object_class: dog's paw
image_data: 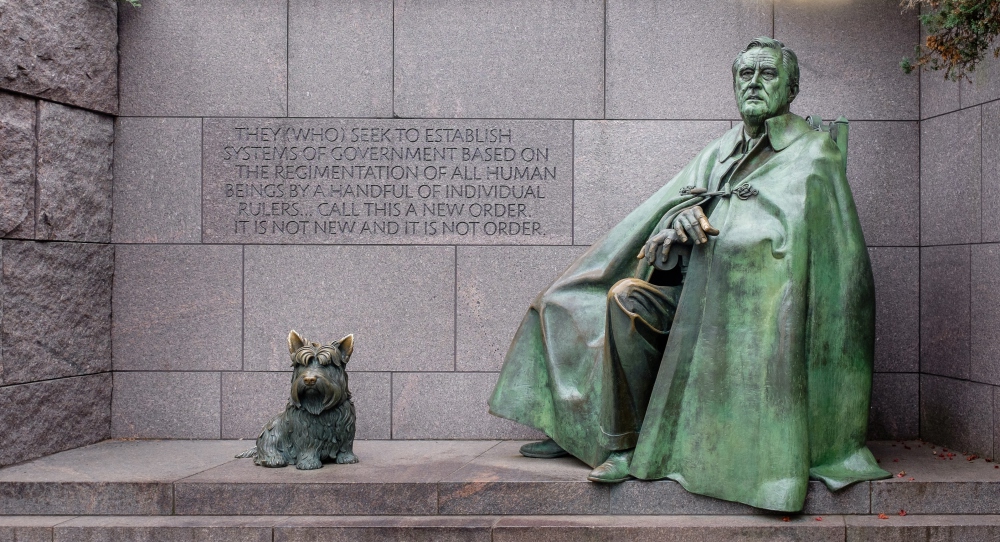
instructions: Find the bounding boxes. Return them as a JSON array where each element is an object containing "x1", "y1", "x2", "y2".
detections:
[
  {"x1": 296, "y1": 457, "x2": 323, "y2": 470},
  {"x1": 258, "y1": 457, "x2": 287, "y2": 468},
  {"x1": 335, "y1": 451, "x2": 359, "y2": 464}
]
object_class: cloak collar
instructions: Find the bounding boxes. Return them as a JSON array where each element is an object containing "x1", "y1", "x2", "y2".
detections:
[{"x1": 718, "y1": 113, "x2": 812, "y2": 162}]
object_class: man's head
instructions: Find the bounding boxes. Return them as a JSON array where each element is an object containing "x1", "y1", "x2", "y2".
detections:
[{"x1": 732, "y1": 38, "x2": 799, "y2": 132}]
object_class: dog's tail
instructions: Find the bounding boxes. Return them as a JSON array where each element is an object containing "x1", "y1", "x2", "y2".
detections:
[{"x1": 235, "y1": 446, "x2": 258, "y2": 459}]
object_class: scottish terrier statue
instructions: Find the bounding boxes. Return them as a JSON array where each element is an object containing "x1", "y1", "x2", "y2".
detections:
[{"x1": 237, "y1": 330, "x2": 358, "y2": 469}]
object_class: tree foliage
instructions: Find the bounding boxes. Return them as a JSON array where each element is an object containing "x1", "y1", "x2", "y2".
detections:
[{"x1": 901, "y1": 0, "x2": 1000, "y2": 81}]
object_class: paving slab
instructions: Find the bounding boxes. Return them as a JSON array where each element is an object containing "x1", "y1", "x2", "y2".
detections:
[
  {"x1": 846, "y1": 514, "x2": 1000, "y2": 541},
  {"x1": 870, "y1": 441, "x2": 1000, "y2": 514},
  {"x1": 492, "y1": 515, "x2": 846, "y2": 542},
  {"x1": 175, "y1": 440, "x2": 500, "y2": 515},
  {"x1": 0, "y1": 440, "x2": 248, "y2": 515},
  {"x1": 439, "y1": 441, "x2": 610, "y2": 515},
  {"x1": 54, "y1": 516, "x2": 283, "y2": 542},
  {"x1": 275, "y1": 516, "x2": 496, "y2": 542},
  {"x1": 0, "y1": 516, "x2": 75, "y2": 542}
]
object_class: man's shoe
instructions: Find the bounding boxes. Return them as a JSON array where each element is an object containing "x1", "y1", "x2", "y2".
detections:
[
  {"x1": 519, "y1": 438, "x2": 568, "y2": 459},
  {"x1": 587, "y1": 450, "x2": 633, "y2": 483}
]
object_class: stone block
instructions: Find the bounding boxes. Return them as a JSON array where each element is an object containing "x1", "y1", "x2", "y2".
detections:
[
  {"x1": 869, "y1": 373, "x2": 919, "y2": 441},
  {"x1": 36, "y1": 102, "x2": 113, "y2": 242},
  {"x1": 0, "y1": 92, "x2": 35, "y2": 239},
  {"x1": 920, "y1": 108, "x2": 982, "y2": 246},
  {"x1": 492, "y1": 515, "x2": 846, "y2": 542},
  {"x1": 201, "y1": 118, "x2": 573, "y2": 245},
  {"x1": 848, "y1": 122, "x2": 919, "y2": 247},
  {"x1": 394, "y1": 0, "x2": 604, "y2": 119},
  {"x1": 392, "y1": 373, "x2": 544, "y2": 439},
  {"x1": 221, "y1": 371, "x2": 391, "y2": 440},
  {"x1": 55, "y1": 516, "x2": 276, "y2": 542},
  {"x1": 456, "y1": 246, "x2": 586, "y2": 371},
  {"x1": 288, "y1": 0, "x2": 393, "y2": 117},
  {"x1": 972, "y1": 244, "x2": 1000, "y2": 385},
  {"x1": 113, "y1": 245, "x2": 242, "y2": 372},
  {"x1": 112, "y1": 117, "x2": 202, "y2": 243},
  {"x1": 0, "y1": 517, "x2": 72, "y2": 542},
  {"x1": 275, "y1": 516, "x2": 495, "y2": 542},
  {"x1": 775, "y1": 0, "x2": 919, "y2": 120},
  {"x1": 920, "y1": 374, "x2": 993, "y2": 458},
  {"x1": 920, "y1": 245, "x2": 970, "y2": 379},
  {"x1": 921, "y1": 69, "x2": 961, "y2": 119},
  {"x1": 961, "y1": 53, "x2": 1000, "y2": 108},
  {"x1": 869, "y1": 247, "x2": 919, "y2": 373},
  {"x1": 0, "y1": 374, "x2": 111, "y2": 468},
  {"x1": 174, "y1": 440, "x2": 498, "y2": 515},
  {"x1": 118, "y1": 0, "x2": 287, "y2": 117},
  {"x1": 1, "y1": 241, "x2": 113, "y2": 384},
  {"x1": 983, "y1": 102, "x2": 1000, "y2": 243},
  {"x1": 573, "y1": 120, "x2": 729, "y2": 245},
  {"x1": 439, "y1": 441, "x2": 608, "y2": 515},
  {"x1": 605, "y1": 0, "x2": 771, "y2": 120},
  {"x1": 112, "y1": 372, "x2": 221, "y2": 439},
  {"x1": 0, "y1": 0, "x2": 117, "y2": 114},
  {"x1": 244, "y1": 245, "x2": 454, "y2": 372},
  {"x1": 847, "y1": 515, "x2": 1000, "y2": 542}
]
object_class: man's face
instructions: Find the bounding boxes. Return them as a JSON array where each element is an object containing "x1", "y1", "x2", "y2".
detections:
[{"x1": 734, "y1": 47, "x2": 793, "y2": 126}]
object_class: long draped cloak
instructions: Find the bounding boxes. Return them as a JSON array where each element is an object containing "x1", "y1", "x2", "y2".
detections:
[{"x1": 487, "y1": 113, "x2": 891, "y2": 512}]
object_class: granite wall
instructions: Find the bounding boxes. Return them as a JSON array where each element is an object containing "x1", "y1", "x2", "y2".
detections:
[
  {"x1": 918, "y1": 46, "x2": 1000, "y2": 458},
  {"x1": 112, "y1": 0, "x2": 928, "y2": 444},
  {"x1": 0, "y1": 0, "x2": 117, "y2": 466}
]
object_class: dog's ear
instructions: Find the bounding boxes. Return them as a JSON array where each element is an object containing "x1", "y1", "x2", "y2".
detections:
[
  {"x1": 336, "y1": 334, "x2": 354, "y2": 363},
  {"x1": 288, "y1": 330, "x2": 306, "y2": 354}
]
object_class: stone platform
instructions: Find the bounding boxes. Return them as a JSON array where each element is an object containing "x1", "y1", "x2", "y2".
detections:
[{"x1": 1, "y1": 440, "x2": 999, "y2": 540}]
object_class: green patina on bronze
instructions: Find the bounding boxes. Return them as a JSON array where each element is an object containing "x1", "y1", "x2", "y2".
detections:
[{"x1": 488, "y1": 37, "x2": 890, "y2": 512}]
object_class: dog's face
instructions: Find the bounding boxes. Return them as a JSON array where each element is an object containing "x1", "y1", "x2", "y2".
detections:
[{"x1": 287, "y1": 330, "x2": 354, "y2": 416}]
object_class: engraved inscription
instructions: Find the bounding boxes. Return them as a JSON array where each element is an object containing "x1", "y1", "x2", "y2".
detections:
[{"x1": 202, "y1": 119, "x2": 572, "y2": 245}]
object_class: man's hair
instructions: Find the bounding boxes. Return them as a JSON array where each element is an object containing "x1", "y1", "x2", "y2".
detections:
[{"x1": 732, "y1": 37, "x2": 800, "y2": 93}]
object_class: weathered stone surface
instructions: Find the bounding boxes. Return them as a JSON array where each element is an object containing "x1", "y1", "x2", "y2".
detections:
[
  {"x1": 440, "y1": 441, "x2": 609, "y2": 515},
  {"x1": 288, "y1": 0, "x2": 393, "y2": 117},
  {"x1": 56, "y1": 516, "x2": 276, "y2": 542},
  {"x1": 921, "y1": 69, "x2": 961, "y2": 119},
  {"x1": 605, "y1": 0, "x2": 771, "y2": 120},
  {"x1": 920, "y1": 375, "x2": 993, "y2": 458},
  {"x1": 456, "y1": 246, "x2": 586, "y2": 371},
  {"x1": 0, "y1": 91, "x2": 35, "y2": 238},
  {"x1": 392, "y1": 373, "x2": 543, "y2": 439},
  {"x1": 175, "y1": 440, "x2": 499, "y2": 515},
  {"x1": 573, "y1": 120, "x2": 729, "y2": 245},
  {"x1": 920, "y1": 108, "x2": 982, "y2": 246},
  {"x1": 36, "y1": 101, "x2": 113, "y2": 242},
  {"x1": 776, "y1": 0, "x2": 920, "y2": 120},
  {"x1": 972, "y1": 244, "x2": 1000, "y2": 385},
  {"x1": 0, "y1": 517, "x2": 71, "y2": 542},
  {"x1": 201, "y1": 118, "x2": 572, "y2": 245},
  {"x1": 275, "y1": 516, "x2": 494, "y2": 542},
  {"x1": 112, "y1": 117, "x2": 202, "y2": 243},
  {"x1": 244, "y1": 245, "x2": 454, "y2": 372},
  {"x1": 961, "y1": 54, "x2": 1000, "y2": 108},
  {"x1": 870, "y1": 247, "x2": 919, "y2": 373},
  {"x1": 112, "y1": 245, "x2": 242, "y2": 371},
  {"x1": 920, "y1": 245, "x2": 971, "y2": 379},
  {"x1": 847, "y1": 515, "x2": 1000, "y2": 542},
  {"x1": 0, "y1": 374, "x2": 110, "y2": 468},
  {"x1": 869, "y1": 373, "x2": 919, "y2": 441},
  {"x1": 492, "y1": 515, "x2": 846, "y2": 542},
  {"x1": 221, "y1": 371, "x2": 391, "y2": 440},
  {"x1": 1, "y1": 241, "x2": 113, "y2": 384},
  {"x1": 394, "y1": 0, "x2": 604, "y2": 119},
  {"x1": 849, "y1": 122, "x2": 920, "y2": 247},
  {"x1": 0, "y1": 0, "x2": 117, "y2": 114},
  {"x1": 118, "y1": 0, "x2": 286, "y2": 117},
  {"x1": 111, "y1": 372, "x2": 221, "y2": 439},
  {"x1": 983, "y1": 102, "x2": 1000, "y2": 243}
]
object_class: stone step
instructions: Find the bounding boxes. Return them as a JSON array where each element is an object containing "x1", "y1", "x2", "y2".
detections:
[
  {"x1": 0, "y1": 439, "x2": 997, "y2": 517},
  {"x1": 3, "y1": 514, "x2": 1000, "y2": 541}
]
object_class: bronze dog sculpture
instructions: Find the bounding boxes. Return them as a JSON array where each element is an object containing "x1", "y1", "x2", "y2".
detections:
[{"x1": 237, "y1": 330, "x2": 358, "y2": 469}]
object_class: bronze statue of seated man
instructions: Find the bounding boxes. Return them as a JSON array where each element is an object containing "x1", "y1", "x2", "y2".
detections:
[{"x1": 488, "y1": 37, "x2": 890, "y2": 512}]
